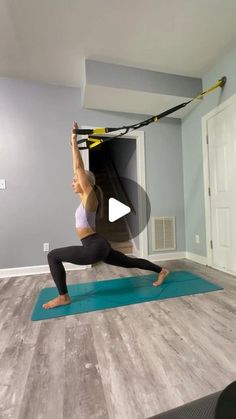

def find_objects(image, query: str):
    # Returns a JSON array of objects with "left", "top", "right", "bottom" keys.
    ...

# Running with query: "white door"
[
  {"left": 207, "top": 100, "right": 236, "bottom": 274},
  {"left": 81, "top": 148, "right": 89, "bottom": 170}
]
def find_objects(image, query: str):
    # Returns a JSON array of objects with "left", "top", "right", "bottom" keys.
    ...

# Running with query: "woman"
[{"left": 43, "top": 122, "right": 169, "bottom": 309}]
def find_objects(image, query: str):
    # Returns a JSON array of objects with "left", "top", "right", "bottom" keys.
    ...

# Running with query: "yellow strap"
[
  {"left": 205, "top": 80, "right": 223, "bottom": 94},
  {"left": 194, "top": 80, "right": 223, "bottom": 101},
  {"left": 87, "top": 137, "right": 102, "bottom": 149},
  {"left": 93, "top": 128, "right": 107, "bottom": 135}
]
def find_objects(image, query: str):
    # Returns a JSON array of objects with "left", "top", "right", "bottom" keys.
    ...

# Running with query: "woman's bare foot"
[
  {"left": 153, "top": 268, "right": 170, "bottom": 287},
  {"left": 43, "top": 294, "right": 71, "bottom": 309}
]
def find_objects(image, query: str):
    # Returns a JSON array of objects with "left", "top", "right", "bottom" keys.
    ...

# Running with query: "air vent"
[{"left": 152, "top": 216, "right": 176, "bottom": 251}]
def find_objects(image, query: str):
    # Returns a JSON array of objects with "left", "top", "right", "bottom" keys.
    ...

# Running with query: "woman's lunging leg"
[
  {"left": 44, "top": 245, "right": 103, "bottom": 309},
  {"left": 47, "top": 248, "right": 69, "bottom": 295}
]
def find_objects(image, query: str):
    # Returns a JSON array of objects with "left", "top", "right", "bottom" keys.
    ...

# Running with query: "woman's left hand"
[{"left": 70, "top": 121, "right": 78, "bottom": 145}]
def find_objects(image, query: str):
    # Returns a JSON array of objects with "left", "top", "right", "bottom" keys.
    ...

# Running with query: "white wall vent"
[{"left": 152, "top": 216, "right": 176, "bottom": 251}]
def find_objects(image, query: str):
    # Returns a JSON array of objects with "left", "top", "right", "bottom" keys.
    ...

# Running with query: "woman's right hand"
[{"left": 70, "top": 121, "right": 78, "bottom": 146}]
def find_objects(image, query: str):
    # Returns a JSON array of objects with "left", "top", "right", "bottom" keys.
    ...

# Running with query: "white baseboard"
[
  {"left": 0, "top": 252, "right": 208, "bottom": 279},
  {"left": 148, "top": 251, "right": 186, "bottom": 262},
  {"left": 0, "top": 263, "right": 92, "bottom": 279},
  {"left": 185, "top": 252, "right": 207, "bottom": 266},
  {"left": 149, "top": 251, "right": 207, "bottom": 266}
]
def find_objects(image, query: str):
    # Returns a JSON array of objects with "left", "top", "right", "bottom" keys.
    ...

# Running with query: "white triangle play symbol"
[{"left": 108, "top": 198, "right": 131, "bottom": 222}]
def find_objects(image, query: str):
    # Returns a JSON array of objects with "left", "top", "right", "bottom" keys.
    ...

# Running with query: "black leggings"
[{"left": 47, "top": 233, "right": 162, "bottom": 295}]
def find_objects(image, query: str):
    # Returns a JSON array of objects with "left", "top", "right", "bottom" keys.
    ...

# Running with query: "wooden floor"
[{"left": 0, "top": 259, "right": 236, "bottom": 419}]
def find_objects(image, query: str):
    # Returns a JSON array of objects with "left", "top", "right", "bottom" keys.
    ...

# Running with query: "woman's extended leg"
[{"left": 104, "top": 248, "right": 169, "bottom": 285}]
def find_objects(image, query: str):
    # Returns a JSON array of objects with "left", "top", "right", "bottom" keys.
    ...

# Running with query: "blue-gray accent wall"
[{"left": 85, "top": 60, "right": 202, "bottom": 97}]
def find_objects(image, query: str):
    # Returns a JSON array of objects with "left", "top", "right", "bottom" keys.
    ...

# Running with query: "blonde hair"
[
  {"left": 85, "top": 170, "right": 96, "bottom": 187},
  {"left": 85, "top": 170, "right": 104, "bottom": 219}
]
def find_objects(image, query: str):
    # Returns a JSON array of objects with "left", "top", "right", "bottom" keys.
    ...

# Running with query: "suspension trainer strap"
[{"left": 75, "top": 76, "right": 226, "bottom": 149}]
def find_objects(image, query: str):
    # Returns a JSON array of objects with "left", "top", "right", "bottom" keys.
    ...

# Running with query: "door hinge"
[
  {"left": 210, "top": 240, "right": 213, "bottom": 249},
  {"left": 208, "top": 187, "right": 211, "bottom": 196},
  {"left": 206, "top": 135, "right": 209, "bottom": 145}
]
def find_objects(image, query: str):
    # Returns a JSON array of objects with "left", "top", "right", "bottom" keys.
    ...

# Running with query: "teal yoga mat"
[{"left": 31, "top": 270, "right": 223, "bottom": 321}]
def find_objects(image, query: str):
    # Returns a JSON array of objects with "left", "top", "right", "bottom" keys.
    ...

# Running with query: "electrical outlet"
[
  {"left": 43, "top": 243, "right": 49, "bottom": 252},
  {"left": 0, "top": 179, "right": 6, "bottom": 189},
  {"left": 195, "top": 235, "right": 200, "bottom": 244}
]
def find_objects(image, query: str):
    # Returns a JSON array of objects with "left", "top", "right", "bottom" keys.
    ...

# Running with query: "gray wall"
[
  {"left": 0, "top": 77, "right": 185, "bottom": 270},
  {"left": 182, "top": 45, "right": 236, "bottom": 256},
  {"left": 85, "top": 60, "right": 202, "bottom": 97},
  {"left": 145, "top": 119, "right": 185, "bottom": 255}
]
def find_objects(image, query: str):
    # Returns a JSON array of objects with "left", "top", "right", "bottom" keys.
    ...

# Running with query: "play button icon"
[
  {"left": 108, "top": 198, "right": 131, "bottom": 222},
  {"left": 83, "top": 173, "right": 151, "bottom": 242}
]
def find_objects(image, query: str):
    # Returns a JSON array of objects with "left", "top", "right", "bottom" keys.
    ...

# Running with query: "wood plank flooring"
[{"left": 0, "top": 259, "right": 236, "bottom": 419}]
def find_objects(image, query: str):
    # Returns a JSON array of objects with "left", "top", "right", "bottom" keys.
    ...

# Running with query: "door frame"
[
  {"left": 81, "top": 127, "right": 148, "bottom": 258},
  {"left": 201, "top": 93, "right": 236, "bottom": 272}
]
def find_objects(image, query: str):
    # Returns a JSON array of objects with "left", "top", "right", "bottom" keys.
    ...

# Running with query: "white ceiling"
[{"left": 1, "top": 0, "right": 236, "bottom": 88}]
